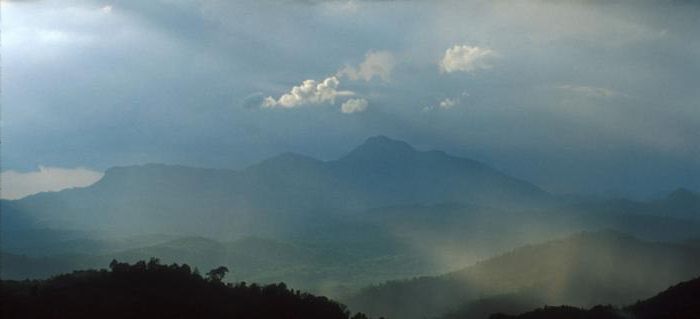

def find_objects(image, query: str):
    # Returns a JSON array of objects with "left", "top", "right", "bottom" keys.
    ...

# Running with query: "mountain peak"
[
  {"left": 364, "top": 135, "right": 412, "bottom": 147},
  {"left": 340, "top": 136, "right": 416, "bottom": 161}
]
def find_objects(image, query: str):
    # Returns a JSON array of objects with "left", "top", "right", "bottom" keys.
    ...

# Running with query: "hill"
[
  {"left": 1, "top": 235, "right": 434, "bottom": 297},
  {"left": 4, "top": 201, "right": 700, "bottom": 297},
  {"left": 345, "top": 231, "right": 700, "bottom": 319},
  {"left": 569, "top": 188, "right": 700, "bottom": 221},
  {"left": 626, "top": 275, "right": 700, "bottom": 319},
  {"left": 0, "top": 259, "right": 373, "bottom": 319},
  {"left": 488, "top": 276, "right": 700, "bottom": 319}
]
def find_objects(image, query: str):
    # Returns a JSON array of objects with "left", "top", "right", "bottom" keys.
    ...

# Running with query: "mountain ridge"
[{"left": 3, "top": 136, "right": 553, "bottom": 237}]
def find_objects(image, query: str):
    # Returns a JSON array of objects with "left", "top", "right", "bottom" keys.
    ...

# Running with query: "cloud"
[
  {"left": 262, "top": 76, "right": 354, "bottom": 108},
  {"left": 262, "top": 50, "right": 390, "bottom": 111},
  {"left": 1, "top": 166, "right": 104, "bottom": 200},
  {"left": 439, "top": 45, "right": 495, "bottom": 73},
  {"left": 423, "top": 97, "right": 459, "bottom": 112},
  {"left": 341, "top": 98, "right": 369, "bottom": 114},
  {"left": 337, "top": 50, "right": 396, "bottom": 82},
  {"left": 557, "top": 85, "right": 623, "bottom": 98},
  {"left": 439, "top": 98, "right": 458, "bottom": 109}
]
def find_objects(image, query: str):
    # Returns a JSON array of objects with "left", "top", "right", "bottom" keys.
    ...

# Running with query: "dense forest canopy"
[{"left": 1, "top": 259, "right": 378, "bottom": 319}]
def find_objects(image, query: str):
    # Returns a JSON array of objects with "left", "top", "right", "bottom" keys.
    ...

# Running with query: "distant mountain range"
[
  {"left": 5, "top": 136, "right": 697, "bottom": 240},
  {"left": 2, "top": 136, "right": 552, "bottom": 239},
  {"left": 2, "top": 136, "right": 698, "bottom": 300},
  {"left": 568, "top": 187, "right": 700, "bottom": 221}
]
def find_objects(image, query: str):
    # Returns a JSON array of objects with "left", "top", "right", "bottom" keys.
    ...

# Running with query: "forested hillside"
[
  {"left": 0, "top": 259, "right": 376, "bottom": 319},
  {"left": 347, "top": 231, "right": 700, "bottom": 319}
]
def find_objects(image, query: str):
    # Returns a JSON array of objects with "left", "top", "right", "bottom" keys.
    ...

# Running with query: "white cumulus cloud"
[
  {"left": 341, "top": 98, "right": 369, "bottom": 114},
  {"left": 337, "top": 50, "right": 396, "bottom": 82},
  {"left": 439, "top": 45, "right": 495, "bottom": 73},
  {"left": 1, "top": 166, "right": 104, "bottom": 200},
  {"left": 262, "top": 76, "right": 354, "bottom": 108}
]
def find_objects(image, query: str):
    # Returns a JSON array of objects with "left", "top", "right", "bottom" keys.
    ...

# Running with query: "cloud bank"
[{"left": 1, "top": 166, "right": 104, "bottom": 200}]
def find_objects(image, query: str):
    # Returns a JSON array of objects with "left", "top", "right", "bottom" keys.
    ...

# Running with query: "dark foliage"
[
  {"left": 627, "top": 276, "right": 700, "bottom": 319},
  {"left": 489, "top": 305, "right": 622, "bottom": 319},
  {"left": 0, "top": 258, "right": 364, "bottom": 319}
]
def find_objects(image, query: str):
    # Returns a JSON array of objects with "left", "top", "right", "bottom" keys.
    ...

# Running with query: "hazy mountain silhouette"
[
  {"left": 3, "top": 137, "right": 699, "bottom": 305},
  {"left": 346, "top": 231, "right": 700, "bottom": 319},
  {"left": 569, "top": 188, "right": 700, "bottom": 221},
  {"left": 7, "top": 196, "right": 699, "bottom": 295},
  {"left": 2, "top": 136, "right": 551, "bottom": 238}
]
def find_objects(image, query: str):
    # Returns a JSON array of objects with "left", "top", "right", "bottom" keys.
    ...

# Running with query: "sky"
[{"left": 2, "top": 0, "right": 699, "bottom": 199}]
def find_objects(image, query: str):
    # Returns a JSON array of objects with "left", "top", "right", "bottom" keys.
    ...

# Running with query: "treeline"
[{"left": 0, "top": 258, "right": 379, "bottom": 319}]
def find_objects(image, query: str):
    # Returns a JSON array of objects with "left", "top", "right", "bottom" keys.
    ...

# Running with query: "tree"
[
  {"left": 206, "top": 266, "right": 229, "bottom": 282},
  {"left": 351, "top": 313, "right": 369, "bottom": 319}
]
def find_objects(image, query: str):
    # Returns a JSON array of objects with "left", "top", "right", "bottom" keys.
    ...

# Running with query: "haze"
[
  {"left": 3, "top": 0, "right": 698, "bottom": 198},
  {"left": 2, "top": 2, "right": 700, "bottom": 319}
]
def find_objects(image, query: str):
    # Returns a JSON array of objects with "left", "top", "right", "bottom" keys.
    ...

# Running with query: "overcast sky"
[{"left": 2, "top": 0, "right": 699, "bottom": 198}]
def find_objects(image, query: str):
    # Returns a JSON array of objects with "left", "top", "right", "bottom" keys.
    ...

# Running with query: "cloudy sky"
[{"left": 2, "top": 0, "right": 699, "bottom": 198}]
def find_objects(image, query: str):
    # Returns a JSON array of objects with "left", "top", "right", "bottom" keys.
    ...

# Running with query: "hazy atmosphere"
[
  {"left": 2, "top": 1, "right": 699, "bottom": 319},
  {"left": 3, "top": 0, "right": 699, "bottom": 198}
]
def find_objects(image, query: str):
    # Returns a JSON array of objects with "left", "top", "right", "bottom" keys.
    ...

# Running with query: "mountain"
[
  {"left": 345, "top": 231, "right": 700, "bottom": 319},
  {"left": 0, "top": 259, "right": 362, "bottom": 319},
  {"left": 329, "top": 136, "right": 550, "bottom": 209},
  {"left": 2, "top": 136, "right": 551, "bottom": 238},
  {"left": 342, "top": 201, "right": 700, "bottom": 272},
  {"left": 6, "top": 202, "right": 700, "bottom": 296},
  {"left": 4, "top": 136, "right": 698, "bottom": 303},
  {"left": 654, "top": 188, "right": 700, "bottom": 220},
  {"left": 569, "top": 188, "right": 700, "bottom": 221}
]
